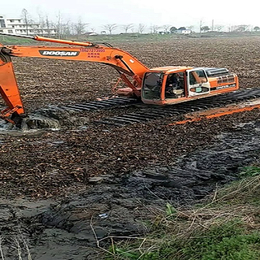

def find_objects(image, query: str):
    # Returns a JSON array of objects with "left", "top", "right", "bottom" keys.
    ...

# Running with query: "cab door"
[{"left": 187, "top": 69, "right": 210, "bottom": 97}]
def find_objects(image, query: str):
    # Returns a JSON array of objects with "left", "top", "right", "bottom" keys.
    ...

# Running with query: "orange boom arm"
[{"left": 0, "top": 35, "right": 149, "bottom": 123}]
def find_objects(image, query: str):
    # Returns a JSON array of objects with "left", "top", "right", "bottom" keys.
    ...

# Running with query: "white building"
[
  {"left": 176, "top": 29, "right": 192, "bottom": 35},
  {"left": 0, "top": 15, "right": 56, "bottom": 36}
]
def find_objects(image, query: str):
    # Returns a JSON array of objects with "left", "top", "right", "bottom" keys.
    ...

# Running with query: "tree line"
[{"left": 20, "top": 8, "right": 260, "bottom": 38}]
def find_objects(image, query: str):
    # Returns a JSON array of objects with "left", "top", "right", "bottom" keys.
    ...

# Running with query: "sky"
[{"left": 1, "top": 0, "right": 260, "bottom": 33}]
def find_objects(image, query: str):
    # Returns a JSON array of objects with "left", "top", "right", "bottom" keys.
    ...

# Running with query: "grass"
[
  {"left": 103, "top": 166, "right": 260, "bottom": 259},
  {"left": 0, "top": 35, "right": 33, "bottom": 45},
  {"left": 0, "top": 33, "right": 183, "bottom": 47},
  {"left": 0, "top": 234, "right": 32, "bottom": 260},
  {"left": 3, "top": 31, "right": 260, "bottom": 46}
]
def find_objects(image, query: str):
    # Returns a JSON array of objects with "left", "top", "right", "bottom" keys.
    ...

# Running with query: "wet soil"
[
  {"left": 1, "top": 117, "right": 260, "bottom": 259},
  {"left": 0, "top": 36, "right": 260, "bottom": 259}
]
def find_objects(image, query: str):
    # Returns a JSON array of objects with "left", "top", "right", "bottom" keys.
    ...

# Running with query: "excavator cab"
[
  {"left": 141, "top": 69, "right": 211, "bottom": 104},
  {"left": 141, "top": 67, "right": 238, "bottom": 105},
  {"left": 141, "top": 68, "right": 191, "bottom": 104}
]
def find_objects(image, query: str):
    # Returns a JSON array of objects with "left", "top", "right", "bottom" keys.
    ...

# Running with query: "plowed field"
[{"left": 0, "top": 35, "right": 260, "bottom": 259}]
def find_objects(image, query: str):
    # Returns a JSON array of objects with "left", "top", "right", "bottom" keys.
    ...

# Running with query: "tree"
[
  {"left": 199, "top": 19, "right": 205, "bottom": 34},
  {"left": 63, "top": 20, "right": 73, "bottom": 37},
  {"left": 178, "top": 27, "right": 186, "bottom": 30},
  {"left": 53, "top": 12, "right": 73, "bottom": 38},
  {"left": 122, "top": 23, "right": 134, "bottom": 33},
  {"left": 74, "top": 18, "right": 88, "bottom": 38},
  {"left": 21, "top": 8, "right": 31, "bottom": 35},
  {"left": 170, "top": 26, "right": 177, "bottom": 33},
  {"left": 162, "top": 24, "right": 171, "bottom": 33},
  {"left": 186, "top": 25, "right": 194, "bottom": 32},
  {"left": 215, "top": 24, "right": 224, "bottom": 32},
  {"left": 45, "top": 15, "right": 52, "bottom": 37},
  {"left": 138, "top": 23, "right": 145, "bottom": 34},
  {"left": 201, "top": 26, "right": 210, "bottom": 32},
  {"left": 231, "top": 25, "right": 249, "bottom": 32},
  {"left": 55, "top": 11, "right": 62, "bottom": 38},
  {"left": 103, "top": 24, "right": 117, "bottom": 34},
  {"left": 254, "top": 26, "right": 260, "bottom": 31},
  {"left": 150, "top": 25, "right": 160, "bottom": 34},
  {"left": 37, "top": 10, "right": 45, "bottom": 35}
]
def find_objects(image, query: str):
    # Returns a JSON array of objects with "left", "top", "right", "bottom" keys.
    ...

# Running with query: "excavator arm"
[
  {"left": 0, "top": 34, "right": 149, "bottom": 124},
  {"left": 0, "top": 46, "right": 25, "bottom": 124}
]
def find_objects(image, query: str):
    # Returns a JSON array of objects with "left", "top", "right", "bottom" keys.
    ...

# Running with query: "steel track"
[
  {"left": 60, "top": 88, "right": 260, "bottom": 127},
  {"left": 59, "top": 97, "right": 139, "bottom": 111}
]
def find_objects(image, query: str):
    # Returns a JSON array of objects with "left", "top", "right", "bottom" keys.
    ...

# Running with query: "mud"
[
  {"left": 1, "top": 36, "right": 260, "bottom": 259},
  {"left": 0, "top": 119, "right": 260, "bottom": 259}
]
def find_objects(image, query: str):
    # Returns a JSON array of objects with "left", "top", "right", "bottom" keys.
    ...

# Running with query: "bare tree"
[
  {"left": 122, "top": 23, "right": 134, "bottom": 33},
  {"left": 103, "top": 23, "right": 117, "bottom": 34},
  {"left": 55, "top": 11, "right": 62, "bottom": 38},
  {"left": 63, "top": 20, "right": 73, "bottom": 38},
  {"left": 230, "top": 25, "right": 250, "bottom": 32},
  {"left": 53, "top": 12, "right": 72, "bottom": 38},
  {"left": 215, "top": 24, "right": 224, "bottom": 32},
  {"left": 45, "top": 15, "right": 52, "bottom": 37},
  {"left": 21, "top": 9, "right": 30, "bottom": 35},
  {"left": 138, "top": 23, "right": 145, "bottom": 34},
  {"left": 150, "top": 25, "right": 160, "bottom": 34},
  {"left": 74, "top": 18, "right": 88, "bottom": 38},
  {"left": 37, "top": 10, "right": 45, "bottom": 35},
  {"left": 199, "top": 19, "right": 204, "bottom": 34},
  {"left": 162, "top": 24, "right": 171, "bottom": 33},
  {"left": 186, "top": 25, "right": 194, "bottom": 32}
]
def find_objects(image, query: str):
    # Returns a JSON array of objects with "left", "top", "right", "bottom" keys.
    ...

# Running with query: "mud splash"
[
  {"left": 0, "top": 105, "right": 89, "bottom": 135},
  {"left": 0, "top": 114, "right": 60, "bottom": 136}
]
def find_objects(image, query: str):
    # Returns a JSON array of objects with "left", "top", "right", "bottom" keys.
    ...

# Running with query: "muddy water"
[
  {"left": 0, "top": 105, "right": 92, "bottom": 136},
  {"left": 0, "top": 113, "right": 60, "bottom": 136},
  {"left": 0, "top": 120, "right": 259, "bottom": 259}
]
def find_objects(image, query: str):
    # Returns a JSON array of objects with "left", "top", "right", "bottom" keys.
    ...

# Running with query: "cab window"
[{"left": 189, "top": 70, "right": 207, "bottom": 85}]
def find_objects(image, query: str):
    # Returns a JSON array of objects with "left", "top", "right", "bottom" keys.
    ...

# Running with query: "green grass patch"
[
  {"left": 104, "top": 172, "right": 260, "bottom": 259},
  {"left": 106, "top": 220, "right": 260, "bottom": 260},
  {"left": 0, "top": 33, "right": 180, "bottom": 46},
  {"left": 0, "top": 35, "right": 33, "bottom": 45},
  {"left": 240, "top": 166, "right": 260, "bottom": 177}
]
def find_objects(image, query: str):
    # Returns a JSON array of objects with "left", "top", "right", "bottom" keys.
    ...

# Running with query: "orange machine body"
[
  {"left": 141, "top": 66, "right": 239, "bottom": 105},
  {"left": 0, "top": 35, "right": 239, "bottom": 124}
]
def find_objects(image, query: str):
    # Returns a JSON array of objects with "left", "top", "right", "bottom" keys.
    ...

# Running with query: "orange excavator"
[{"left": 0, "top": 33, "right": 239, "bottom": 125}]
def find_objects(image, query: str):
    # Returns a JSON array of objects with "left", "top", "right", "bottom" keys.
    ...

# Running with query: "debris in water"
[{"left": 99, "top": 213, "right": 109, "bottom": 219}]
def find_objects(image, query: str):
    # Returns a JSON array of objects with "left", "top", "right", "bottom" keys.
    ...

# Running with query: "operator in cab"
[{"left": 165, "top": 73, "right": 180, "bottom": 97}]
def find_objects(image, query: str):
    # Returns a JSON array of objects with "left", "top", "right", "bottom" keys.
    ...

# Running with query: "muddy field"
[{"left": 1, "top": 36, "right": 260, "bottom": 259}]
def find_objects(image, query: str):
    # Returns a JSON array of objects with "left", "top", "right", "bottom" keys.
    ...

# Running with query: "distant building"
[
  {"left": 176, "top": 29, "right": 192, "bottom": 35},
  {"left": 84, "top": 31, "right": 98, "bottom": 36},
  {"left": 0, "top": 15, "right": 56, "bottom": 36}
]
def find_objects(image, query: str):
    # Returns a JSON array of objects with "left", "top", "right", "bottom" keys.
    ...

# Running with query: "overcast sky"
[{"left": 2, "top": 0, "right": 260, "bottom": 32}]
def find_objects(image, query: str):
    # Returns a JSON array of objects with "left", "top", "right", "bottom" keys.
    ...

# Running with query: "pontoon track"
[{"left": 60, "top": 88, "right": 260, "bottom": 126}]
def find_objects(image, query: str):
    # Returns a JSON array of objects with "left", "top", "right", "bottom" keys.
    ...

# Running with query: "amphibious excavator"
[{"left": 0, "top": 33, "right": 239, "bottom": 125}]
